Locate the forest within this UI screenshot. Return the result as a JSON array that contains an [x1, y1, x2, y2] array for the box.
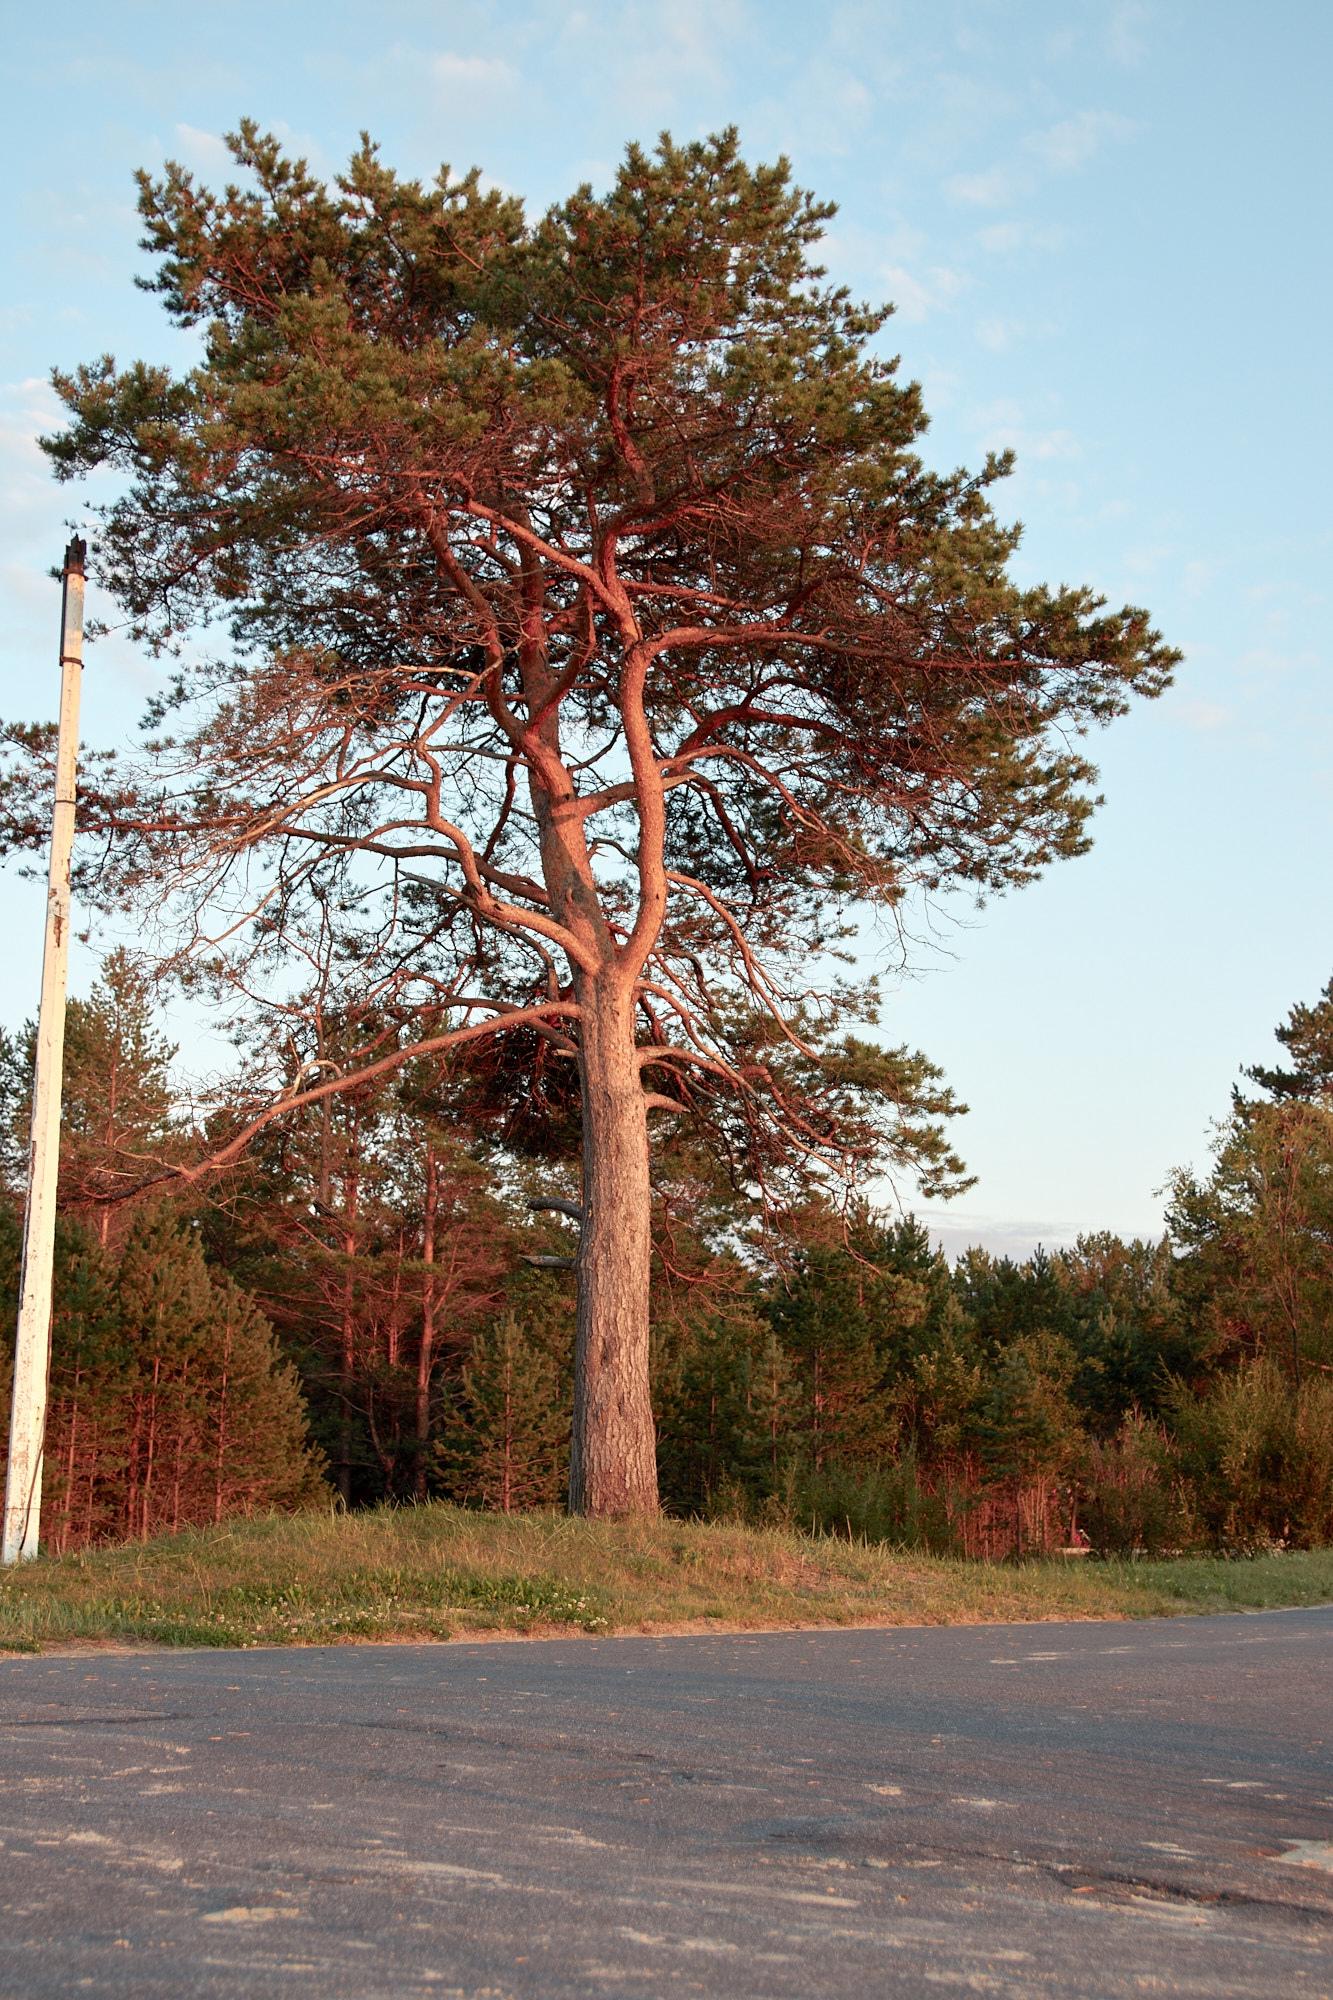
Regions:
[[2, 955, 1330, 1562]]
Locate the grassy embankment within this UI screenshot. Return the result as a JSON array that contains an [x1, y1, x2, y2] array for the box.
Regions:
[[2, 1505, 1331, 1653]]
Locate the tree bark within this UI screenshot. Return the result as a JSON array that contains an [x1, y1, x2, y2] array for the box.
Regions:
[[415, 1143, 438, 1501], [569, 979, 659, 1516]]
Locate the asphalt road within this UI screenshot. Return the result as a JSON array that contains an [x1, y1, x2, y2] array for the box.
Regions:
[[1, 1608, 1330, 1999]]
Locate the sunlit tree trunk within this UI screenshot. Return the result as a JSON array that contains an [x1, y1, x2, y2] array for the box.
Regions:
[[569, 978, 658, 1516]]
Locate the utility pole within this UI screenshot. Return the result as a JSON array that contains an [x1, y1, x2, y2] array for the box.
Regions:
[[2, 537, 86, 1564]]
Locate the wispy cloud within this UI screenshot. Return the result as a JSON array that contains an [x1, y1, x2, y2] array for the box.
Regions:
[[976, 316, 1018, 352], [0, 377, 95, 690], [172, 123, 232, 173], [944, 164, 1027, 208], [1176, 698, 1233, 733], [431, 52, 519, 92], [918, 1209, 1089, 1261], [945, 106, 1134, 219], [882, 262, 968, 324], [818, 217, 966, 323], [976, 314, 1060, 353], [974, 399, 1080, 462], [977, 218, 1069, 255], [1108, 1, 1151, 67], [601, 0, 747, 118], [1026, 109, 1133, 173]]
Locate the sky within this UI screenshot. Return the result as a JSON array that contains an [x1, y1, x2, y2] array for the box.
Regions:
[[1, 0, 1329, 1258]]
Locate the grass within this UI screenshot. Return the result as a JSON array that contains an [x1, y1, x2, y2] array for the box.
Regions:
[[1, 1505, 1330, 1654]]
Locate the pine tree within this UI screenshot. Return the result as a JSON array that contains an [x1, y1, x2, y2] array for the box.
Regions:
[[655, 1306, 779, 1512], [440, 1315, 568, 1513], [1054, 1233, 1198, 1431], [39, 1227, 127, 1551], [1240, 974, 1333, 1106], [193, 1271, 324, 1525], [765, 1206, 925, 1471], [1167, 1102, 1333, 1386], [13, 125, 1177, 1513], [1, 951, 183, 1245], [113, 1208, 215, 1539]]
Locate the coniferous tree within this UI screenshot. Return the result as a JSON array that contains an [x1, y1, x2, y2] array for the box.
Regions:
[[0, 951, 184, 1244], [7, 125, 1176, 1513], [0, 1204, 322, 1549], [1054, 1234, 1198, 1431], [655, 1306, 780, 1512], [197, 1269, 326, 1526], [1240, 975, 1333, 1107], [39, 1227, 126, 1550], [440, 1315, 569, 1512], [1167, 1104, 1333, 1386], [1169, 973, 1333, 1389], [765, 1205, 929, 1471]]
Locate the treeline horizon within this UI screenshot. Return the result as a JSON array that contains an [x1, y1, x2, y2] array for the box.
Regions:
[[2, 956, 1331, 1561]]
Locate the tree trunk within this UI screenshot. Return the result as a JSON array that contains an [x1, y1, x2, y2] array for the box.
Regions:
[[569, 980, 659, 1516], [213, 1317, 233, 1525], [415, 1143, 437, 1501], [336, 1281, 355, 1507]]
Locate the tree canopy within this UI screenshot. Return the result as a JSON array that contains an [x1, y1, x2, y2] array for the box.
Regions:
[[4, 126, 1176, 1512]]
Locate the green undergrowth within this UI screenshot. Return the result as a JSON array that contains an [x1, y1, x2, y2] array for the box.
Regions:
[[1, 1505, 1330, 1653]]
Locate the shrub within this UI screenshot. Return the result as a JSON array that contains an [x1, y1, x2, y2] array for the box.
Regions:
[[1168, 1362, 1333, 1551], [790, 1454, 962, 1553], [1076, 1412, 1178, 1557]]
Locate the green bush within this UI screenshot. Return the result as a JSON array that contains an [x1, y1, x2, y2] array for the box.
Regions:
[[1168, 1362, 1333, 1551]]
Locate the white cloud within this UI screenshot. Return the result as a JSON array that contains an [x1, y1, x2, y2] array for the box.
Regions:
[[975, 312, 1061, 353], [1027, 109, 1133, 173], [919, 1209, 1086, 1261], [431, 52, 519, 92], [822, 217, 927, 270], [0, 377, 100, 700], [882, 262, 968, 325], [1108, 2, 1151, 67], [946, 111, 1132, 220], [0, 376, 66, 535], [1024, 429, 1080, 461], [976, 316, 1020, 352], [1176, 699, 1232, 732], [974, 400, 1080, 462], [602, 0, 747, 118], [978, 218, 1069, 255], [840, 76, 873, 117], [944, 164, 1027, 208], [817, 219, 961, 318], [172, 124, 232, 173], [1121, 542, 1171, 578]]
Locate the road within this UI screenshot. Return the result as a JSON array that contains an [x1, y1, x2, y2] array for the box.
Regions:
[[1, 1608, 1330, 1998]]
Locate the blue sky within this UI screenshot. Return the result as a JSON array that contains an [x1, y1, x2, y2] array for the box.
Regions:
[[2, 0, 1329, 1255]]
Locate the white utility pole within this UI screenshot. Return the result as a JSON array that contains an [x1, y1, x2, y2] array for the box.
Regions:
[[2, 537, 86, 1564]]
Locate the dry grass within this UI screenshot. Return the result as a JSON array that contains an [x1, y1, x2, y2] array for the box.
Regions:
[[1, 1505, 1330, 1653]]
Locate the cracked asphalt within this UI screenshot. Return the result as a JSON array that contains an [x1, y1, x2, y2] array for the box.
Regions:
[[1, 1606, 1330, 1997]]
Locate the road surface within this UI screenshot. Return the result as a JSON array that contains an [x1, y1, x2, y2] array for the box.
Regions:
[[2, 1607, 1330, 1996]]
